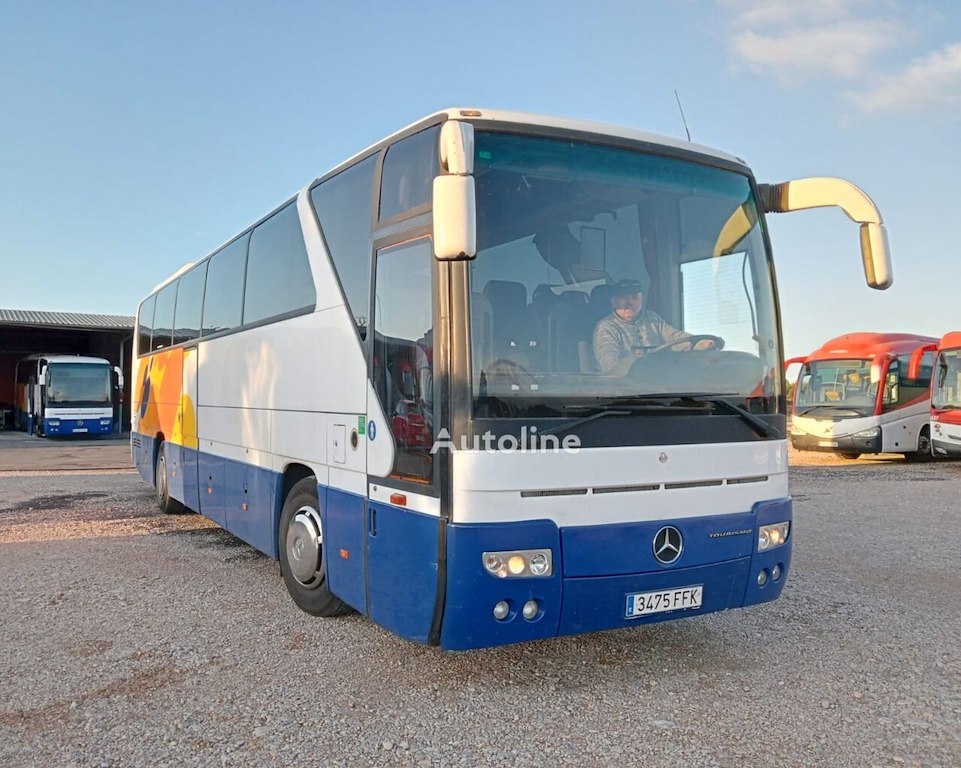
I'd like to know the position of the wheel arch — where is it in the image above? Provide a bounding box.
[152,431,166,485]
[275,463,317,559]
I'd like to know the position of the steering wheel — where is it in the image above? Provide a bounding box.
[647,334,725,354]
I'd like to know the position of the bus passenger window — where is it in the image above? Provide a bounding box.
[378,127,439,221]
[202,234,248,336]
[151,282,177,351]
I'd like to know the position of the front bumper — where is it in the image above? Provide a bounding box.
[791,430,881,455]
[439,498,793,650]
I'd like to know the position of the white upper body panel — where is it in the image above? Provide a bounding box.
[451,441,787,526]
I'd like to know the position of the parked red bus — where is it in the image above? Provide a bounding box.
[787,333,936,461]
[909,332,961,458]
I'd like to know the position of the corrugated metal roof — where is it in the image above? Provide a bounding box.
[0,308,135,330]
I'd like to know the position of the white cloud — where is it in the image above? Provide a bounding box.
[732,20,902,81]
[720,0,869,28]
[854,42,961,112]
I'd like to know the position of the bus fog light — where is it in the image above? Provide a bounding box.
[771,563,783,581]
[522,600,539,620]
[758,522,790,552]
[493,600,510,620]
[757,569,769,587]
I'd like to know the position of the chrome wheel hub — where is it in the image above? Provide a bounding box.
[286,505,323,586]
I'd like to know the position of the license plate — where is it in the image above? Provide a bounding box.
[72,428,88,433]
[818,439,838,447]
[625,585,703,619]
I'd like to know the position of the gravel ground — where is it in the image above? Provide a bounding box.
[1,457,959,768]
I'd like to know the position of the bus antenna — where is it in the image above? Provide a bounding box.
[674,90,692,142]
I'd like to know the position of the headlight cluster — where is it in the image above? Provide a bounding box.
[853,427,880,438]
[482,549,552,578]
[758,521,790,552]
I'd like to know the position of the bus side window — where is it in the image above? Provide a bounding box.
[152,281,178,352]
[202,235,249,336]
[310,154,378,338]
[378,126,439,222]
[137,294,157,356]
[244,202,315,325]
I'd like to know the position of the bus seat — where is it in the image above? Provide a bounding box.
[548,290,590,372]
[483,280,538,363]
[588,283,617,328]
[470,292,494,369]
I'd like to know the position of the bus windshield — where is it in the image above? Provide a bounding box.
[47,363,112,407]
[794,359,877,416]
[933,349,961,409]
[468,131,781,440]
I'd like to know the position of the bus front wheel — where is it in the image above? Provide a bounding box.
[905,428,934,462]
[835,452,861,460]
[155,441,187,514]
[278,477,351,617]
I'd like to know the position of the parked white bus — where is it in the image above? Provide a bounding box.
[787,333,936,461]
[132,108,893,650]
[14,354,123,437]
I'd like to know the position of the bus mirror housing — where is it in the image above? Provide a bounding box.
[439,120,474,175]
[433,120,476,261]
[433,175,476,260]
[758,177,893,290]
[784,356,806,371]
[114,365,125,389]
[870,361,883,385]
[908,344,936,380]
[40,366,49,386]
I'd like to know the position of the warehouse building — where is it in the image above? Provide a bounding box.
[0,309,134,432]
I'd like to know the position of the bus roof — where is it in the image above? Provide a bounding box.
[21,354,111,366]
[144,107,751,298]
[938,331,961,351]
[801,332,939,362]
[317,107,748,187]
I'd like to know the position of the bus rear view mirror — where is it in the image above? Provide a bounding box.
[433,174,476,261]
[759,177,893,290]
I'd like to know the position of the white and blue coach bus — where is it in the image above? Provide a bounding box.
[14,354,123,437]
[132,108,893,650]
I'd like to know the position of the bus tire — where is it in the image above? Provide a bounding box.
[155,441,187,514]
[835,452,861,460]
[905,428,934,462]
[278,477,352,617]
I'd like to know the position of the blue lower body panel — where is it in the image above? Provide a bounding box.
[43,417,113,436]
[439,498,792,650]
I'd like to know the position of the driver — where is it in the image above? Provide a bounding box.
[592,279,716,375]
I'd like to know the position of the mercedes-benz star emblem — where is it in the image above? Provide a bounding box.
[653,526,683,564]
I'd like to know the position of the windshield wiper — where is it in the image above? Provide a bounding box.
[685,395,781,439]
[623,392,780,439]
[536,409,632,438]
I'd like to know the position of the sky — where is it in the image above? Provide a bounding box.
[1,0,959,359]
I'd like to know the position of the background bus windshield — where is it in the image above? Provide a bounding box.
[467,131,781,442]
[47,363,111,406]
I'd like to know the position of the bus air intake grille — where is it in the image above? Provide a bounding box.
[663,480,724,490]
[726,475,769,484]
[592,484,660,495]
[520,488,589,498]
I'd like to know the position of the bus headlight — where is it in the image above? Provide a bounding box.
[482,549,553,578]
[758,522,790,552]
[853,427,880,438]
